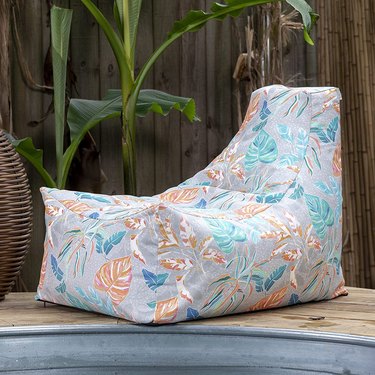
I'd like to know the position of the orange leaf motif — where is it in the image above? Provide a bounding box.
[249,286,288,311]
[202,249,226,264]
[207,169,224,181]
[60,200,92,214]
[154,297,179,323]
[45,205,63,217]
[179,217,197,248]
[332,143,341,177]
[282,249,302,262]
[160,188,199,204]
[243,93,260,124]
[236,203,270,218]
[160,258,194,270]
[156,215,179,249]
[94,256,132,305]
[125,218,146,230]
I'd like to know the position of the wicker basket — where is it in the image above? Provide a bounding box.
[0,129,33,300]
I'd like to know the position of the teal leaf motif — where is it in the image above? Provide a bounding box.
[296,128,309,158]
[74,192,111,203]
[311,147,321,169]
[251,274,264,292]
[279,154,299,167]
[289,184,305,200]
[264,265,287,291]
[245,130,278,171]
[252,120,267,132]
[142,269,169,291]
[277,124,293,143]
[66,292,91,311]
[206,219,247,254]
[314,181,334,195]
[256,193,284,204]
[94,233,105,254]
[311,127,330,143]
[327,117,339,142]
[103,231,126,255]
[55,281,66,293]
[304,194,334,239]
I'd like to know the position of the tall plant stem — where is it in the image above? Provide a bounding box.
[122,104,136,195]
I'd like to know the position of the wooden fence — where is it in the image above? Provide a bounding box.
[2,0,339,290]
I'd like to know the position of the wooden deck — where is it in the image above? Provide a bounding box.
[1,287,374,337]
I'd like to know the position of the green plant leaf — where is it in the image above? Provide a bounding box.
[286,0,319,45]
[106,89,199,122]
[245,130,278,170]
[51,6,73,187]
[11,138,56,188]
[81,0,132,92]
[133,0,317,103]
[304,194,334,239]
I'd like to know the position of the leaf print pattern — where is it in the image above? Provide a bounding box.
[142,269,169,291]
[206,219,247,254]
[154,297,179,324]
[245,130,278,170]
[94,256,132,305]
[304,194,334,239]
[37,85,346,324]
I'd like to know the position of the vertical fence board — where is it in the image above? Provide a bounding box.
[180,1,208,181]
[135,0,155,196]
[206,3,234,163]
[153,1,181,193]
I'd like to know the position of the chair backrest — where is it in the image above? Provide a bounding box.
[182,85,342,205]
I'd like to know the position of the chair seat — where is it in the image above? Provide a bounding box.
[37,85,347,324]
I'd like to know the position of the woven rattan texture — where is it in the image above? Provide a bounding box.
[0,130,32,300]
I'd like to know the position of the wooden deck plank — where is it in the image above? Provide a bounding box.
[0,288,374,338]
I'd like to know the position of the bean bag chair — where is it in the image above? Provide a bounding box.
[37,85,347,324]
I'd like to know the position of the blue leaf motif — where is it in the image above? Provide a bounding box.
[288,293,300,305]
[103,231,126,255]
[245,130,278,170]
[142,269,169,291]
[206,219,247,254]
[260,100,271,120]
[304,194,335,239]
[51,254,64,281]
[89,212,99,219]
[277,124,293,143]
[264,265,287,291]
[187,307,200,320]
[195,199,207,209]
[327,117,339,142]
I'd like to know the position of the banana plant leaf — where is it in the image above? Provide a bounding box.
[11,138,56,187]
[67,89,198,142]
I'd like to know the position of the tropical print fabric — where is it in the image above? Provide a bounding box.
[36,85,347,324]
